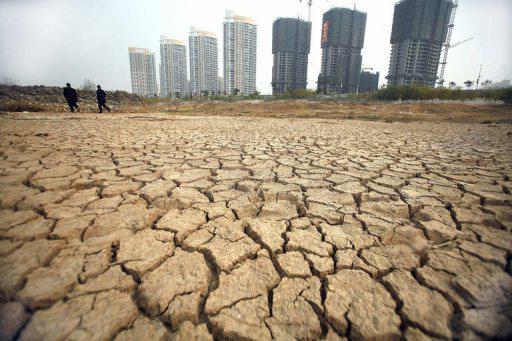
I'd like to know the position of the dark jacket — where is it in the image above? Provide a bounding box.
[96,89,107,103]
[63,87,78,102]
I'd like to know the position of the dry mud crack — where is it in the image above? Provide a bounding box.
[0,112,511,340]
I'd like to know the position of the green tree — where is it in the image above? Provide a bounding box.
[481,80,492,89]
[464,80,474,90]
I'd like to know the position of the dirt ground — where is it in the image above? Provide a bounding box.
[152,100,512,124]
[0,111,511,340]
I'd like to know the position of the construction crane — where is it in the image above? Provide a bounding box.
[476,64,482,90]
[446,37,473,49]
[299,0,313,22]
[437,37,473,86]
[437,0,460,86]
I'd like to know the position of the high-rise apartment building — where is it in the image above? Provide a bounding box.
[159,36,188,98]
[387,0,453,86]
[223,11,257,95]
[189,27,219,95]
[218,76,225,95]
[128,47,158,97]
[271,18,311,94]
[359,71,380,92]
[317,7,367,94]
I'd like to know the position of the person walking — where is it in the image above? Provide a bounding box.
[63,83,79,112]
[96,85,111,113]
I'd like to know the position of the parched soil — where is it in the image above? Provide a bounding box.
[0,111,511,340]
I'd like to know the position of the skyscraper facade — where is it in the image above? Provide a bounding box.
[387,0,454,87]
[223,11,257,95]
[271,18,311,94]
[128,47,158,97]
[189,28,219,95]
[159,36,188,98]
[359,71,380,92]
[317,7,367,94]
[218,76,225,95]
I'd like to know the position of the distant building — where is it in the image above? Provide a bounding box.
[160,36,188,98]
[218,76,225,95]
[159,63,164,97]
[224,11,257,95]
[128,47,158,97]
[271,18,311,94]
[189,27,219,96]
[187,80,192,96]
[387,0,454,87]
[359,71,380,92]
[317,7,367,94]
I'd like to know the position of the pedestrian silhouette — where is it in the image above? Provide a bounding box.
[96,85,111,113]
[63,83,79,112]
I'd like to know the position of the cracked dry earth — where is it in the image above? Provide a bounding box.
[0,112,511,341]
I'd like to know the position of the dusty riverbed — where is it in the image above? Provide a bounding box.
[0,112,511,340]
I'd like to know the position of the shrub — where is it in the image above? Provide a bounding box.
[371,86,512,102]
[276,89,316,100]
[499,88,512,104]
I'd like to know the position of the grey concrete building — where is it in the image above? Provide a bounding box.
[359,71,380,92]
[160,36,188,98]
[218,76,225,95]
[271,18,311,94]
[224,11,257,95]
[317,7,367,94]
[189,28,218,96]
[128,47,158,97]
[387,0,454,87]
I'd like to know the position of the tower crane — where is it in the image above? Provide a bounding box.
[437,37,473,86]
[299,0,313,22]
[476,64,482,90]
[437,0,460,86]
[446,37,473,49]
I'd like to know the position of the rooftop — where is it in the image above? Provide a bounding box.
[225,10,255,25]
[159,36,185,45]
[128,47,154,54]
[190,27,216,38]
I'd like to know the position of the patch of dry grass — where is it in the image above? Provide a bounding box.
[154,100,512,124]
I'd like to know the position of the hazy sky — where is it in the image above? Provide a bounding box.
[1,0,511,94]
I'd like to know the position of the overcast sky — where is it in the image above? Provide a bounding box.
[1,0,511,94]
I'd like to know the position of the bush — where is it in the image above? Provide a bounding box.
[371,86,512,102]
[499,88,512,104]
[275,89,316,100]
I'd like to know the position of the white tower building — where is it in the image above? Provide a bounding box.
[189,27,219,95]
[159,36,188,98]
[223,10,257,95]
[128,47,158,97]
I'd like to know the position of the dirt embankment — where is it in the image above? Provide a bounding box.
[1,85,511,123]
[0,85,143,112]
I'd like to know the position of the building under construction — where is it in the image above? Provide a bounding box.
[387,0,454,87]
[272,18,311,94]
[359,71,379,93]
[317,7,367,94]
